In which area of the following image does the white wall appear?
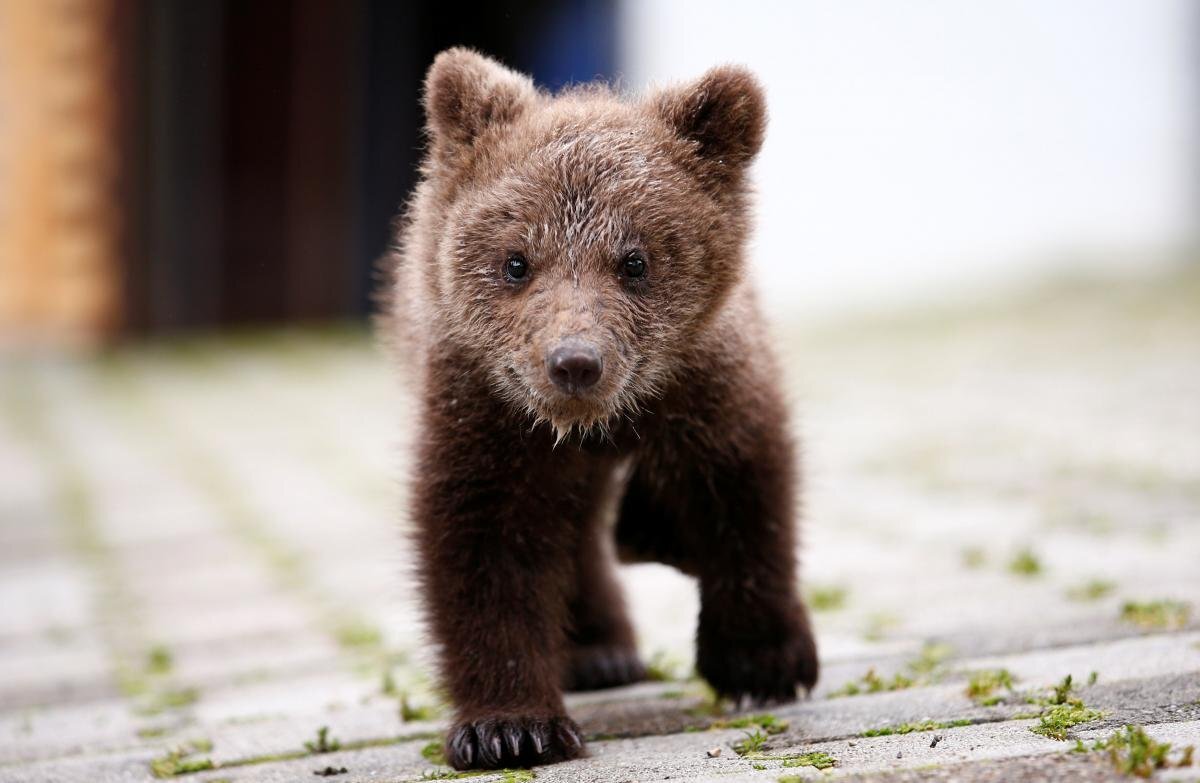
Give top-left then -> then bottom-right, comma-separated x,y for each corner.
618,0 -> 1197,315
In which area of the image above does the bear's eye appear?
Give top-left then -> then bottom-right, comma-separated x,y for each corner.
503,252 -> 528,282
620,250 -> 647,280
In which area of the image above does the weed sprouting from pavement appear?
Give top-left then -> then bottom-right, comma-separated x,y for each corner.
304,726 -> 342,754
421,740 -> 446,765
965,669 -> 1016,705
497,772 -> 535,783
734,737 -> 837,770
1120,599 -> 1190,630
334,621 -> 383,650
136,687 -> 200,716
1073,724 -> 1195,777
150,752 -> 214,778
834,642 -> 953,697
734,730 -> 769,756
961,547 -> 986,569
807,585 -> 848,612
1032,703 -> 1104,740
400,693 -> 436,722
146,645 -> 173,675
830,668 -> 914,698
1022,675 -> 1104,740
1066,579 -> 1115,602
908,642 -> 954,678
1050,675 -> 1075,705
421,768 -> 529,781
149,740 -> 215,778
862,612 -> 900,641
644,650 -> 686,682
780,751 -> 837,770
1008,548 -> 1043,577
710,714 -> 789,735
861,719 -> 972,737
686,683 -> 727,718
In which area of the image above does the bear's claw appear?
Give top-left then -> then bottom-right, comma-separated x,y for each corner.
697,621 -> 819,706
446,715 -> 584,770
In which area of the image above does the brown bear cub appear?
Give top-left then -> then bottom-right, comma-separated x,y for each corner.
383,49 -> 818,770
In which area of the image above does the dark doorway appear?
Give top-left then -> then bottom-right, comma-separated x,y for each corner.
120,0 -> 617,334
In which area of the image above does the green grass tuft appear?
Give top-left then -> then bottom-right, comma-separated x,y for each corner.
961,547 -> 986,569
148,740 -> 216,778
188,738 -> 213,753
146,645 -> 173,675
1031,703 -> 1104,740
1008,548 -> 1043,577
830,668 -> 914,698
1051,674 -> 1075,705
497,771 -> 535,783
965,669 -> 1015,705
807,585 -> 848,612
381,670 -> 397,696
150,754 -> 214,778
304,726 -> 342,755
862,612 -> 900,642
733,730 -> 769,756
861,719 -> 971,737
137,687 -> 199,716
1074,724 -> 1195,777
1120,599 -> 1191,630
834,642 -> 951,697
710,713 -> 789,735
400,693 -> 437,722
334,621 -> 383,650
908,642 -> 954,677
1022,675 -> 1104,740
1065,579 -> 1115,602
780,751 -> 837,770
421,740 -> 446,765
644,650 -> 686,682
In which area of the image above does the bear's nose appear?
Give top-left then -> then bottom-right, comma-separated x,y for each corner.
546,342 -> 603,393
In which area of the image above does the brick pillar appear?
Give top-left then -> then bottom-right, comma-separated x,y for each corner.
0,0 -> 123,349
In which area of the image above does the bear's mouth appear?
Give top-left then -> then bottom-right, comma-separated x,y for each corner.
501,364 -> 624,437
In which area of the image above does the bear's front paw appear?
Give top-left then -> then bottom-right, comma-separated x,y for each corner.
564,644 -> 646,691
445,715 -> 584,770
696,620 -> 818,706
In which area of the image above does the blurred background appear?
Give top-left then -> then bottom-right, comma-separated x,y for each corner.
2,2 -> 1199,780
1,0 -> 1195,346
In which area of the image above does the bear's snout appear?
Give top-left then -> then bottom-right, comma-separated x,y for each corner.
546,340 -> 603,394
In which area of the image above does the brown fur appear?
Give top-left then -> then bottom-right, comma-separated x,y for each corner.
382,48 -> 818,770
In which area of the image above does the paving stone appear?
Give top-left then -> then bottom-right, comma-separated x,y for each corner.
834,753 -> 1130,783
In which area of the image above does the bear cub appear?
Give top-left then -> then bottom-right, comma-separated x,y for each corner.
384,49 -> 818,770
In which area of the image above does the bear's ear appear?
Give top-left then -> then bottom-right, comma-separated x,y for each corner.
423,48 -> 537,157
653,65 -> 766,173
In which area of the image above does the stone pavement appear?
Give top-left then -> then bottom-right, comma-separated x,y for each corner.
2,267 -> 1198,782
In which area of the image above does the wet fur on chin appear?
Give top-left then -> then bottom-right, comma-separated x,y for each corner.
492,356 -> 670,446
381,48 -> 819,771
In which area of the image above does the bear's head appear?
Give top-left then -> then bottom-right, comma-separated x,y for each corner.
417,48 -> 765,439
